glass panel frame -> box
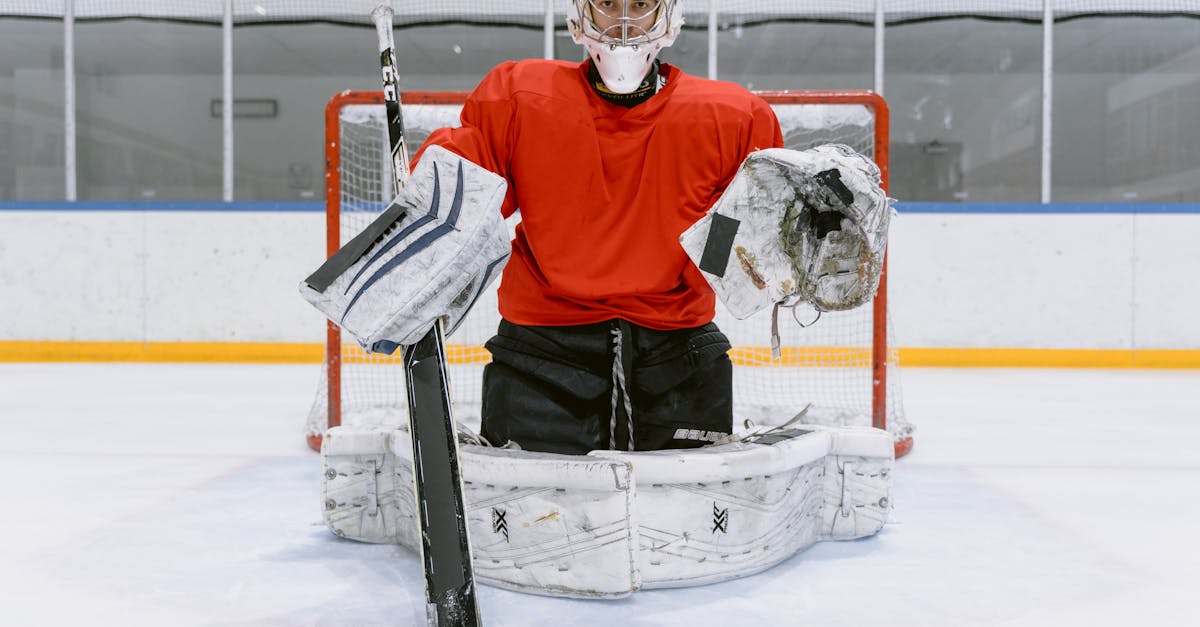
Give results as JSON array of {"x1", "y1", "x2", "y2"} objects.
[
  {"x1": 1052, "y1": 16, "x2": 1200, "y2": 203},
  {"x1": 0, "y1": 17, "x2": 65, "y2": 200},
  {"x1": 74, "y1": 19, "x2": 223, "y2": 201},
  {"x1": 885, "y1": 18, "x2": 1044, "y2": 203}
]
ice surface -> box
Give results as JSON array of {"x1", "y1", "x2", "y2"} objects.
[{"x1": 1, "y1": 363, "x2": 1197, "y2": 626}]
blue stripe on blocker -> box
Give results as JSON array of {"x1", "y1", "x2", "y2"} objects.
[
  {"x1": 458, "y1": 253, "x2": 511, "y2": 327},
  {"x1": 345, "y1": 164, "x2": 443, "y2": 295},
  {"x1": 341, "y1": 161, "x2": 467, "y2": 323}
]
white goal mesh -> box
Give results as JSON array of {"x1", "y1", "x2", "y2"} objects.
[{"x1": 307, "y1": 90, "x2": 914, "y2": 456}]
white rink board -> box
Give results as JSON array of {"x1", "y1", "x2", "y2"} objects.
[
  {"x1": 0, "y1": 210, "x2": 326, "y2": 343},
  {"x1": 889, "y1": 212, "x2": 1137, "y2": 349},
  {"x1": 2, "y1": 209, "x2": 1198, "y2": 350},
  {"x1": 886, "y1": 211, "x2": 1200, "y2": 349}
]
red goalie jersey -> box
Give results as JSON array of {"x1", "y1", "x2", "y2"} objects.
[{"x1": 415, "y1": 59, "x2": 783, "y2": 330}]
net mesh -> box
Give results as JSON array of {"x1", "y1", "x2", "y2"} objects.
[{"x1": 307, "y1": 93, "x2": 913, "y2": 446}]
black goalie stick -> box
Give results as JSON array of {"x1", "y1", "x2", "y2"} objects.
[{"x1": 370, "y1": 4, "x2": 481, "y2": 625}]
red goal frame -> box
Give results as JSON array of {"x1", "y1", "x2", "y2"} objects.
[{"x1": 315, "y1": 89, "x2": 909, "y2": 458}]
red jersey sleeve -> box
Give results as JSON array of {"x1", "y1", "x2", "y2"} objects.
[
  {"x1": 412, "y1": 62, "x2": 520, "y2": 217},
  {"x1": 721, "y1": 95, "x2": 784, "y2": 196},
  {"x1": 746, "y1": 96, "x2": 786, "y2": 155}
]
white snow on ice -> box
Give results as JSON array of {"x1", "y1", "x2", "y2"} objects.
[{"x1": 1, "y1": 363, "x2": 1197, "y2": 626}]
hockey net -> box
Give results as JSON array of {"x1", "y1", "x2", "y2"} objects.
[{"x1": 307, "y1": 90, "x2": 914, "y2": 458}]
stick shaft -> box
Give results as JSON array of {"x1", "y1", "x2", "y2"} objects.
[
  {"x1": 370, "y1": 4, "x2": 411, "y2": 195},
  {"x1": 369, "y1": 4, "x2": 480, "y2": 625}
]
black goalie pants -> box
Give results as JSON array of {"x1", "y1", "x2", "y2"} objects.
[{"x1": 480, "y1": 319, "x2": 734, "y2": 455}]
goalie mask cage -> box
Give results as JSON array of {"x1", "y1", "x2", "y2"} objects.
[{"x1": 308, "y1": 89, "x2": 914, "y2": 458}]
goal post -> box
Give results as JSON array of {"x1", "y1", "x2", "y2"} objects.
[{"x1": 309, "y1": 89, "x2": 914, "y2": 458}]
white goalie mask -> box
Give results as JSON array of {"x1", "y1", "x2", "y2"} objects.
[{"x1": 567, "y1": 0, "x2": 684, "y2": 93}]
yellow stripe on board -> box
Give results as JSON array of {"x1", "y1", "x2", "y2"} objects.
[
  {"x1": 344, "y1": 346, "x2": 877, "y2": 367},
  {"x1": 341, "y1": 344, "x2": 878, "y2": 368},
  {"x1": 901, "y1": 348, "x2": 1200, "y2": 369},
  {"x1": 727, "y1": 346, "x2": 874, "y2": 367},
  {"x1": 2, "y1": 341, "x2": 1199, "y2": 369},
  {"x1": 0, "y1": 341, "x2": 323, "y2": 363}
]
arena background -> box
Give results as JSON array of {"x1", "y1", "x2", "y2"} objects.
[{"x1": 1, "y1": 0, "x2": 1198, "y2": 367}]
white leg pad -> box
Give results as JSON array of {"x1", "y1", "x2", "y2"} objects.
[
  {"x1": 320, "y1": 424, "x2": 893, "y2": 598},
  {"x1": 321, "y1": 427, "x2": 419, "y2": 549},
  {"x1": 454, "y1": 445, "x2": 639, "y2": 598},
  {"x1": 823, "y1": 427, "x2": 894, "y2": 540},
  {"x1": 322, "y1": 425, "x2": 639, "y2": 598}
]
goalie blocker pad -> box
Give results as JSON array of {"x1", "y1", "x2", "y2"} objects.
[
  {"x1": 321, "y1": 424, "x2": 894, "y2": 598},
  {"x1": 300, "y1": 145, "x2": 510, "y2": 353},
  {"x1": 680, "y1": 145, "x2": 892, "y2": 317}
]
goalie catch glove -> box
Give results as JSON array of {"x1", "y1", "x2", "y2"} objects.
[
  {"x1": 300, "y1": 145, "x2": 510, "y2": 354},
  {"x1": 680, "y1": 145, "x2": 892, "y2": 353}
]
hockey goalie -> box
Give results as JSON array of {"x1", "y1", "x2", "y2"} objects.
[{"x1": 309, "y1": 0, "x2": 896, "y2": 599}]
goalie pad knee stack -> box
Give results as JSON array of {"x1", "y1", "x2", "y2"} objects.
[
  {"x1": 300, "y1": 145, "x2": 510, "y2": 353},
  {"x1": 680, "y1": 145, "x2": 892, "y2": 318}
]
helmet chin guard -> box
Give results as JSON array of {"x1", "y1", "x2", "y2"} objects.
[{"x1": 567, "y1": 0, "x2": 684, "y2": 94}]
